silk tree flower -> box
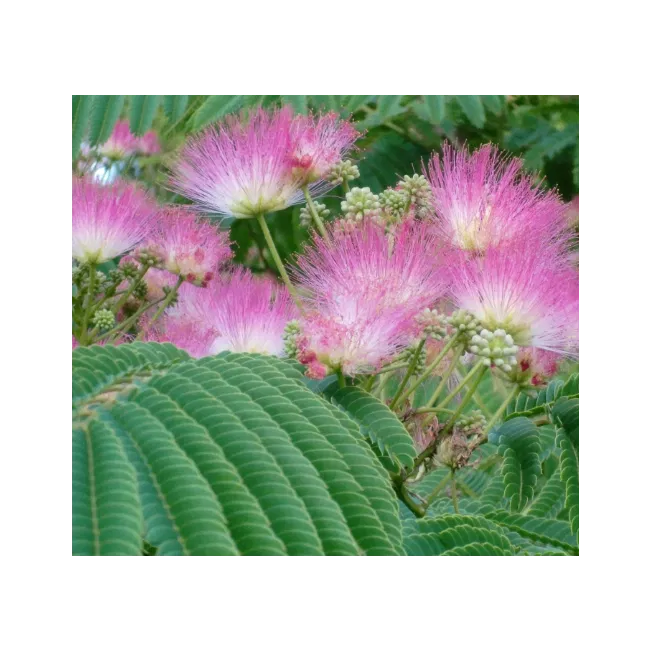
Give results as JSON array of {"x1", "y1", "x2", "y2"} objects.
[
  {"x1": 288, "y1": 112, "x2": 360, "y2": 185},
  {"x1": 425, "y1": 144, "x2": 566, "y2": 253},
  {"x1": 98, "y1": 120, "x2": 139, "y2": 159},
  {"x1": 72, "y1": 177, "x2": 156, "y2": 264},
  {"x1": 137, "y1": 131, "x2": 161, "y2": 155},
  {"x1": 160, "y1": 270, "x2": 297, "y2": 357},
  {"x1": 171, "y1": 107, "x2": 325, "y2": 219},
  {"x1": 292, "y1": 220, "x2": 447, "y2": 377},
  {"x1": 450, "y1": 239, "x2": 579, "y2": 357},
  {"x1": 514, "y1": 348, "x2": 561, "y2": 386},
  {"x1": 137, "y1": 209, "x2": 232, "y2": 286}
]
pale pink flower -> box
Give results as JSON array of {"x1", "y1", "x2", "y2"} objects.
[
  {"x1": 137, "y1": 131, "x2": 161, "y2": 155},
  {"x1": 293, "y1": 220, "x2": 447, "y2": 376},
  {"x1": 425, "y1": 144, "x2": 567, "y2": 253},
  {"x1": 98, "y1": 120, "x2": 139, "y2": 159},
  {"x1": 288, "y1": 112, "x2": 360, "y2": 184},
  {"x1": 160, "y1": 270, "x2": 297, "y2": 357},
  {"x1": 450, "y1": 239, "x2": 579, "y2": 356},
  {"x1": 72, "y1": 177, "x2": 156, "y2": 263},
  {"x1": 138, "y1": 208, "x2": 232, "y2": 286},
  {"x1": 171, "y1": 107, "x2": 326, "y2": 219}
]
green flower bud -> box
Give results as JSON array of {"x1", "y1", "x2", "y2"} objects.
[
  {"x1": 397, "y1": 174, "x2": 433, "y2": 218},
  {"x1": 341, "y1": 187, "x2": 381, "y2": 222},
  {"x1": 328, "y1": 160, "x2": 360, "y2": 185},
  {"x1": 299, "y1": 201, "x2": 331, "y2": 228},
  {"x1": 91, "y1": 308, "x2": 115, "y2": 331},
  {"x1": 282, "y1": 320, "x2": 301, "y2": 359},
  {"x1": 378, "y1": 188, "x2": 409, "y2": 223}
]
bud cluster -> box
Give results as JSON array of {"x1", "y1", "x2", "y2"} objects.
[
  {"x1": 341, "y1": 187, "x2": 381, "y2": 222},
  {"x1": 403, "y1": 341, "x2": 427, "y2": 376},
  {"x1": 396, "y1": 174, "x2": 433, "y2": 218},
  {"x1": 448, "y1": 309, "x2": 482, "y2": 347},
  {"x1": 456, "y1": 410, "x2": 487, "y2": 435},
  {"x1": 91, "y1": 308, "x2": 115, "y2": 331},
  {"x1": 135, "y1": 248, "x2": 162, "y2": 268},
  {"x1": 299, "y1": 201, "x2": 331, "y2": 229},
  {"x1": 416, "y1": 308, "x2": 449, "y2": 340},
  {"x1": 469, "y1": 328, "x2": 518, "y2": 371},
  {"x1": 327, "y1": 160, "x2": 360, "y2": 185},
  {"x1": 378, "y1": 188, "x2": 408, "y2": 223},
  {"x1": 282, "y1": 320, "x2": 301, "y2": 359}
]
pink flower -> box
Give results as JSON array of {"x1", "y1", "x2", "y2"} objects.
[
  {"x1": 425, "y1": 144, "x2": 567, "y2": 253},
  {"x1": 293, "y1": 220, "x2": 447, "y2": 376},
  {"x1": 137, "y1": 131, "x2": 161, "y2": 155},
  {"x1": 450, "y1": 239, "x2": 579, "y2": 356},
  {"x1": 72, "y1": 177, "x2": 156, "y2": 263},
  {"x1": 171, "y1": 107, "x2": 326, "y2": 219},
  {"x1": 288, "y1": 112, "x2": 360, "y2": 184},
  {"x1": 138, "y1": 208, "x2": 232, "y2": 286},
  {"x1": 99, "y1": 120, "x2": 139, "y2": 159},
  {"x1": 159, "y1": 270, "x2": 297, "y2": 357},
  {"x1": 516, "y1": 348, "x2": 561, "y2": 386}
]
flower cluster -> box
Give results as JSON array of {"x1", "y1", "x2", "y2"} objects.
[{"x1": 98, "y1": 120, "x2": 161, "y2": 159}]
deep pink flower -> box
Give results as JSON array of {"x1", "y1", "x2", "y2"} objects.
[
  {"x1": 72, "y1": 177, "x2": 156, "y2": 263},
  {"x1": 516, "y1": 348, "x2": 561, "y2": 386},
  {"x1": 288, "y1": 112, "x2": 360, "y2": 184},
  {"x1": 425, "y1": 144, "x2": 567, "y2": 253},
  {"x1": 171, "y1": 107, "x2": 326, "y2": 219},
  {"x1": 450, "y1": 239, "x2": 579, "y2": 356},
  {"x1": 293, "y1": 220, "x2": 447, "y2": 376},
  {"x1": 138, "y1": 208, "x2": 232, "y2": 286}
]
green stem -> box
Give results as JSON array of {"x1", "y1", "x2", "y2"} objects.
[
  {"x1": 342, "y1": 179, "x2": 350, "y2": 195},
  {"x1": 435, "y1": 360, "x2": 485, "y2": 410},
  {"x1": 112, "y1": 264, "x2": 151, "y2": 314},
  {"x1": 135, "y1": 276, "x2": 184, "y2": 341},
  {"x1": 79, "y1": 263, "x2": 97, "y2": 345},
  {"x1": 482, "y1": 384, "x2": 520, "y2": 438},
  {"x1": 303, "y1": 187, "x2": 329, "y2": 241},
  {"x1": 450, "y1": 470, "x2": 459, "y2": 513},
  {"x1": 391, "y1": 339, "x2": 426, "y2": 410},
  {"x1": 95, "y1": 297, "x2": 166, "y2": 343},
  {"x1": 412, "y1": 407, "x2": 456, "y2": 416},
  {"x1": 422, "y1": 346, "x2": 464, "y2": 412},
  {"x1": 336, "y1": 369, "x2": 346, "y2": 389},
  {"x1": 396, "y1": 481, "x2": 425, "y2": 518},
  {"x1": 399, "y1": 333, "x2": 460, "y2": 405},
  {"x1": 439, "y1": 365, "x2": 488, "y2": 436},
  {"x1": 255, "y1": 213, "x2": 303, "y2": 311},
  {"x1": 247, "y1": 222, "x2": 272, "y2": 272}
]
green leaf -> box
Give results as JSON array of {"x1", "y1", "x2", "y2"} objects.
[
  {"x1": 163, "y1": 95, "x2": 189, "y2": 123},
  {"x1": 455, "y1": 95, "x2": 486, "y2": 128},
  {"x1": 72, "y1": 346, "x2": 402, "y2": 555},
  {"x1": 553, "y1": 399, "x2": 579, "y2": 537},
  {"x1": 525, "y1": 468, "x2": 566, "y2": 518},
  {"x1": 505, "y1": 373, "x2": 579, "y2": 420},
  {"x1": 497, "y1": 417, "x2": 542, "y2": 512},
  {"x1": 72, "y1": 420, "x2": 143, "y2": 555},
  {"x1": 324, "y1": 385, "x2": 417, "y2": 471},
  {"x1": 88, "y1": 95, "x2": 125, "y2": 147},
  {"x1": 72, "y1": 95, "x2": 93, "y2": 160},
  {"x1": 480, "y1": 95, "x2": 504, "y2": 115},
  {"x1": 129, "y1": 95, "x2": 161, "y2": 135},
  {"x1": 422, "y1": 95, "x2": 446, "y2": 124},
  {"x1": 282, "y1": 95, "x2": 308, "y2": 114},
  {"x1": 191, "y1": 96, "x2": 258, "y2": 131},
  {"x1": 483, "y1": 510, "x2": 578, "y2": 554},
  {"x1": 343, "y1": 95, "x2": 374, "y2": 114},
  {"x1": 404, "y1": 514, "x2": 515, "y2": 556}
]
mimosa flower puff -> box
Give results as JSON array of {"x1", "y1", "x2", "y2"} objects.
[
  {"x1": 72, "y1": 177, "x2": 156, "y2": 264},
  {"x1": 293, "y1": 220, "x2": 448, "y2": 377},
  {"x1": 425, "y1": 143, "x2": 566, "y2": 253},
  {"x1": 137, "y1": 208, "x2": 232, "y2": 286},
  {"x1": 162, "y1": 270, "x2": 297, "y2": 357},
  {"x1": 171, "y1": 107, "x2": 357, "y2": 220},
  {"x1": 450, "y1": 239, "x2": 579, "y2": 357}
]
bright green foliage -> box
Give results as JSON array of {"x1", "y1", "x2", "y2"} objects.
[
  {"x1": 163, "y1": 95, "x2": 189, "y2": 123},
  {"x1": 72, "y1": 95, "x2": 93, "y2": 159},
  {"x1": 88, "y1": 95, "x2": 125, "y2": 147},
  {"x1": 553, "y1": 399, "x2": 579, "y2": 537},
  {"x1": 505, "y1": 373, "x2": 579, "y2": 420},
  {"x1": 129, "y1": 95, "x2": 161, "y2": 135}
]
